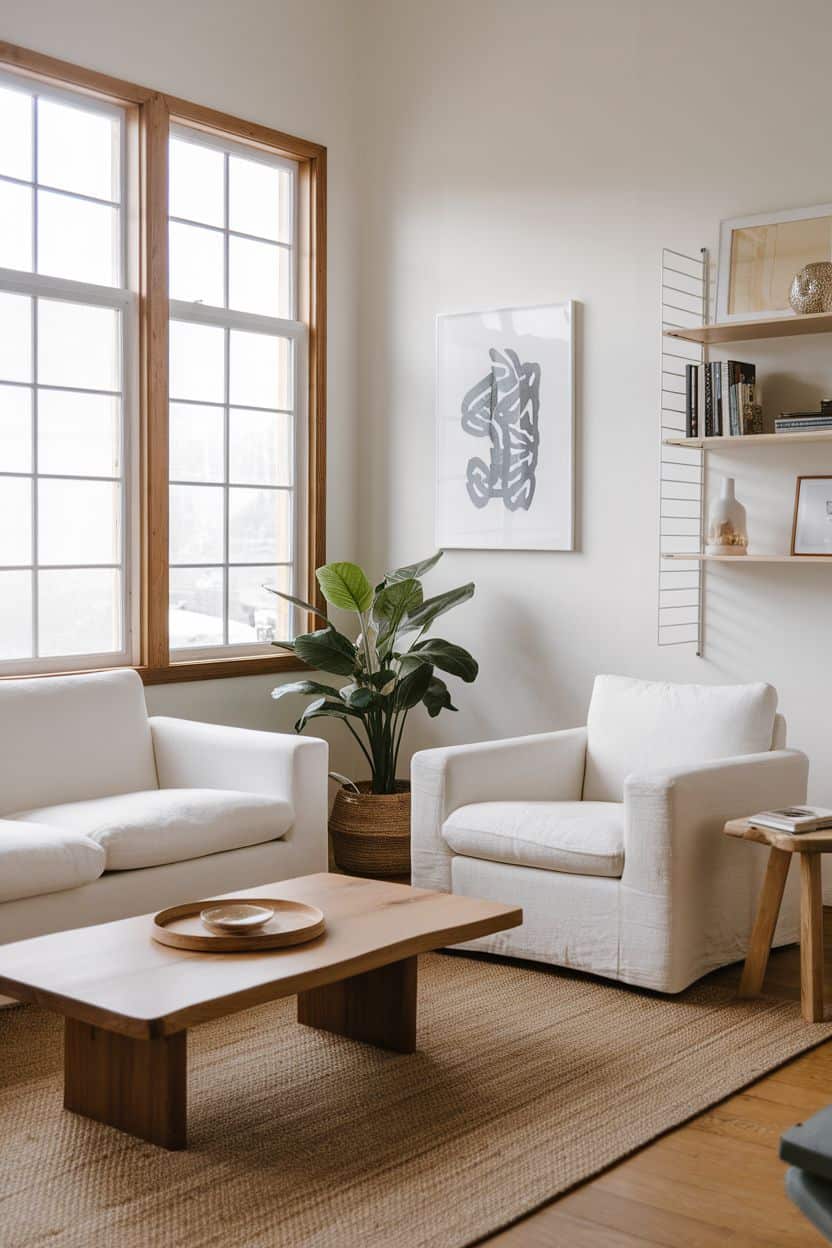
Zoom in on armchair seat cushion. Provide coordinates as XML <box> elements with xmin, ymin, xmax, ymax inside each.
<box><xmin>0</xmin><ymin>821</ymin><xmax>105</xmax><ymax>902</ymax></box>
<box><xmin>7</xmin><ymin>788</ymin><xmax>292</xmax><ymax>871</ymax></box>
<box><xmin>442</xmin><ymin>800</ymin><xmax>625</xmax><ymax>879</ymax></box>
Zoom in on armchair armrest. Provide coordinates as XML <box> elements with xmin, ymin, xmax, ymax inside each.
<box><xmin>149</xmin><ymin>717</ymin><xmax>328</xmax><ymax>849</ymax></box>
<box><xmin>620</xmin><ymin>748</ymin><xmax>809</xmax><ymax>991</ymax></box>
<box><xmin>411</xmin><ymin>727</ymin><xmax>587</xmax><ymax>892</ymax></box>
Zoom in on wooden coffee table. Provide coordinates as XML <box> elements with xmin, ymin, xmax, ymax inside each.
<box><xmin>0</xmin><ymin>873</ymin><xmax>521</xmax><ymax>1149</ymax></box>
<box><xmin>726</xmin><ymin>818</ymin><xmax>832</xmax><ymax>1022</ymax></box>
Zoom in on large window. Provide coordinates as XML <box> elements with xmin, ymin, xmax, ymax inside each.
<box><xmin>0</xmin><ymin>74</ymin><xmax>133</xmax><ymax>673</ymax></box>
<box><xmin>0</xmin><ymin>46</ymin><xmax>326</xmax><ymax>682</ymax></box>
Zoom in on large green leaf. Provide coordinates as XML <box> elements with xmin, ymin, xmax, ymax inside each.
<box><xmin>339</xmin><ymin>683</ymin><xmax>380</xmax><ymax>711</ymax></box>
<box><xmin>262</xmin><ymin>584</ymin><xmax>328</xmax><ymax>626</ymax></box>
<box><xmin>271</xmin><ymin>679</ymin><xmax>341</xmax><ymax>703</ymax></box>
<box><xmin>373</xmin><ymin>577</ymin><xmax>423</xmax><ymax>654</ymax></box>
<box><xmin>293</xmin><ymin>627</ymin><xmax>357</xmax><ymax>676</ymax></box>
<box><xmin>295</xmin><ymin>697</ymin><xmax>364</xmax><ymax>733</ymax></box>
<box><xmin>409</xmin><ymin>638</ymin><xmax>478</xmax><ymax>682</ymax></box>
<box><xmin>401</xmin><ymin>582</ymin><xmax>475</xmax><ymax>634</ymax></box>
<box><xmin>316</xmin><ymin>562</ymin><xmax>374</xmax><ymax>614</ymax></box>
<box><xmin>385</xmin><ymin>551</ymin><xmax>443</xmax><ymax>585</ymax></box>
<box><xmin>393</xmin><ymin>661</ymin><xmax>434</xmax><ymax>710</ymax></box>
<box><xmin>423</xmin><ymin>676</ymin><xmax>458</xmax><ymax>718</ymax></box>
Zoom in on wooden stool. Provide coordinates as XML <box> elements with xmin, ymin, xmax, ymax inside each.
<box><xmin>725</xmin><ymin>818</ymin><xmax>830</xmax><ymax>1022</ymax></box>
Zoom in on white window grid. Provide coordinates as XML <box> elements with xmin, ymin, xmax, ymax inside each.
<box><xmin>169</xmin><ymin>125</ymin><xmax>306</xmax><ymax>658</ymax></box>
<box><xmin>0</xmin><ymin>70</ymin><xmax>136</xmax><ymax>676</ymax></box>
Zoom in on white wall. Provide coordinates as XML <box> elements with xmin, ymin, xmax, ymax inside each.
<box><xmin>357</xmin><ymin>0</ymin><xmax>832</xmax><ymax>803</ymax></box>
<box><xmin>2</xmin><ymin>0</ymin><xmax>364</xmax><ymax>770</ymax></box>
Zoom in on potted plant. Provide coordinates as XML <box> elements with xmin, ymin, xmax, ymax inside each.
<box><xmin>267</xmin><ymin>552</ymin><xmax>477</xmax><ymax>877</ymax></box>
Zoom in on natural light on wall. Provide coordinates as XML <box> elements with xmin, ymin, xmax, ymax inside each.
<box><xmin>167</xmin><ymin>126</ymin><xmax>300</xmax><ymax>656</ymax></box>
<box><xmin>0</xmin><ymin>74</ymin><xmax>130</xmax><ymax>671</ymax></box>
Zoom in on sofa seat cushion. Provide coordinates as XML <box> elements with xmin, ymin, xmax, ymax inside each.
<box><xmin>8</xmin><ymin>789</ymin><xmax>293</xmax><ymax>871</ymax></box>
<box><xmin>442</xmin><ymin>800</ymin><xmax>624</xmax><ymax>879</ymax></box>
<box><xmin>0</xmin><ymin>820</ymin><xmax>105</xmax><ymax>901</ymax></box>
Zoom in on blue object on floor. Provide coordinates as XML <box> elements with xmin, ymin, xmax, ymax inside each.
<box><xmin>785</xmin><ymin>1167</ymin><xmax>832</xmax><ymax>1243</ymax></box>
<box><xmin>781</xmin><ymin>1104</ymin><xmax>832</xmax><ymax>1242</ymax></box>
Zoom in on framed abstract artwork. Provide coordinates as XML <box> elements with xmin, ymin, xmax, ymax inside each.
<box><xmin>435</xmin><ymin>302</ymin><xmax>575</xmax><ymax>551</ymax></box>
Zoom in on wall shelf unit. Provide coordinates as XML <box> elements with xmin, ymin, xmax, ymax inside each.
<box><xmin>663</xmin><ymin>429</ymin><xmax>832</xmax><ymax>450</ymax></box>
<box><xmin>662</xmin><ymin>553</ymin><xmax>832</xmax><ymax>564</ymax></box>
<box><xmin>666</xmin><ymin>310</ymin><xmax>832</xmax><ymax>345</ymax></box>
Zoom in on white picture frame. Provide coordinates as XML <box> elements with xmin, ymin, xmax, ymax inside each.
<box><xmin>791</xmin><ymin>475</ymin><xmax>832</xmax><ymax>557</ymax></box>
<box><xmin>716</xmin><ymin>202</ymin><xmax>832</xmax><ymax>323</ymax></box>
<box><xmin>435</xmin><ymin>301</ymin><xmax>575</xmax><ymax>551</ymax></box>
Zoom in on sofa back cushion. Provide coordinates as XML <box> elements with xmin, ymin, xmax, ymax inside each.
<box><xmin>0</xmin><ymin>669</ymin><xmax>158</xmax><ymax>815</ymax></box>
<box><xmin>583</xmin><ymin>674</ymin><xmax>778</xmax><ymax>803</ymax></box>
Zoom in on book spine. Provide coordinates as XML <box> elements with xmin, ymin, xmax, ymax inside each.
<box><xmin>685</xmin><ymin>363</ymin><xmax>695</xmax><ymax>438</ymax></box>
<box><xmin>713</xmin><ymin>361</ymin><xmax>723</xmax><ymax>436</ymax></box>
<box><xmin>703</xmin><ymin>361</ymin><xmax>714</xmax><ymax>437</ymax></box>
<box><xmin>775</xmin><ymin>418</ymin><xmax>832</xmax><ymax>430</ymax></box>
<box><xmin>727</xmin><ymin>362</ymin><xmax>739</xmax><ymax>435</ymax></box>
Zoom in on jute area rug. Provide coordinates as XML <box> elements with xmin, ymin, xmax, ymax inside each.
<box><xmin>1</xmin><ymin>950</ymin><xmax>830</xmax><ymax>1248</ymax></box>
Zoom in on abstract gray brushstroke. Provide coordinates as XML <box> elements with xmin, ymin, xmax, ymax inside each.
<box><xmin>460</xmin><ymin>347</ymin><xmax>541</xmax><ymax>511</ymax></box>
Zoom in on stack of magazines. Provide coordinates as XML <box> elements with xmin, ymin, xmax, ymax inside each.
<box><xmin>775</xmin><ymin>399</ymin><xmax>832</xmax><ymax>434</ymax></box>
<box><xmin>749</xmin><ymin>806</ymin><xmax>832</xmax><ymax>834</ymax></box>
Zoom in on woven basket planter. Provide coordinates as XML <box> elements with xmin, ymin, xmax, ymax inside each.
<box><xmin>329</xmin><ymin>781</ymin><xmax>411</xmax><ymax>879</ymax></box>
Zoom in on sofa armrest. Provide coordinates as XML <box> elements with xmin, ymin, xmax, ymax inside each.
<box><xmin>411</xmin><ymin>727</ymin><xmax>587</xmax><ymax>892</ymax></box>
<box><xmin>149</xmin><ymin>717</ymin><xmax>328</xmax><ymax>848</ymax></box>
<box><xmin>620</xmin><ymin>748</ymin><xmax>809</xmax><ymax>991</ymax></box>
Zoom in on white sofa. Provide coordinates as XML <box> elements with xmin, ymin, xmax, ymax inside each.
<box><xmin>411</xmin><ymin>675</ymin><xmax>809</xmax><ymax>993</ymax></box>
<box><xmin>0</xmin><ymin>669</ymin><xmax>328</xmax><ymax>947</ymax></box>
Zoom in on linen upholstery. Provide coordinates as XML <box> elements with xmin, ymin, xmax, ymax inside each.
<box><xmin>411</xmin><ymin>677</ymin><xmax>809</xmax><ymax>993</ymax></box>
<box><xmin>443</xmin><ymin>801</ymin><xmax>624</xmax><ymax>878</ymax></box>
<box><xmin>0</xmin><ymin>822</ymin><xmax>105</xmax><ymax>902</ymax></box>
<box><xmin>8</xmin><ymin>789</ymin><xmax>292</xmax><ymax>871</ymax></box>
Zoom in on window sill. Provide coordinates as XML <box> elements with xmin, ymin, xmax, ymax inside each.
<box><xmin>139</xmin><ymin>652</ymin><xmax>308</xmax><ymax>684</ymax></box>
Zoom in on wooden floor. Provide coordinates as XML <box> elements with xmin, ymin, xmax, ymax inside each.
<box><xmin>484</xmin><ymin>910</ymin><xmax>832</xmax><ymax>1248</ymax></box>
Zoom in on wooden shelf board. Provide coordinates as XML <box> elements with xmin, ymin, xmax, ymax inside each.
<box><xmin>662</xmin><ymin>553</ymin><xmax>832</xmax><ymax>564</ymax></box>
<box><xmin>664</xmin><ymin>310</ymin><xmax>832</xmax><ymax>345</ymax></box>
<box><xmin>663</xmin><ymin>429</ymin><xmax>832</xmax><ymax>450</ymax></box>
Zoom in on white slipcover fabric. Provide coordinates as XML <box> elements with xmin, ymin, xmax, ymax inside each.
<box><xmin>583</xmin><ymin>674</ymin><xmax>778</xmax><ymax>803</ymax></box>
<box><xmin>0</xmin><ymin>669</ymin><xmax>158</xmax><ymax>815</ymax></box>
<box><xmin>443</xmin><ymin>801</ymin><xmax>624</xmax><ymax>878</ymax></box>
<box><xmin>0</xmin><ymin>821</ymin><xmax>105</xmax><ymax>902</ymax></box>
<box><xmin>411</xmin><ymin>677</ymin><xmax>809</xmax><ymax>993</ymax></box>
<box><xmin>8</xmin><ymin>788</ymin><xmax>292</xmax><ymax>871</ymax></box>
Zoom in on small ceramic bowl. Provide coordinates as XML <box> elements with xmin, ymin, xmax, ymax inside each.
<box><xmin>200</xmin><ymin>903</ymin><xmax>275</xmax><ymax>933</ymax></box>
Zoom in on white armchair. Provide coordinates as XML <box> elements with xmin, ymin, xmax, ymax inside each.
<box><xmin>412</xmin><ymin>675</ymin><xmax>809</xmax><ymax>992</ymax></box>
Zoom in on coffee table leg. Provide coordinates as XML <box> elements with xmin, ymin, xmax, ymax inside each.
<box><xmin>297</xmin><ymin>956</ymin><xmax>417</xmax><ymax>1053</ymax></box>
<box><xmin>800</xmin><ymin>854</ymin><xmax>825</xmax><ymax>1023</ymax></box>
<box><xmin>64</xmin><ymin>1018</ymin><xmax>187</xmax><ymax>1149</ymax></box>
<box><xmin>739</xmin><ymin>846</ymin><xmax>791</xmax><ymax>998</ymax></box>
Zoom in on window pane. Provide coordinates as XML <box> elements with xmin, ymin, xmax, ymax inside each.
<box><xmin>37</xmin><ymin>97</ymin><xmax>119</xmax><ymax>202</ymax></box>
<box><xmin>169</xmin><ymin>321</ymin><xmax>224</xmax><ymax>402</ymax></box>
<box><xmin>0</xmin><ymin>179</ymin><xmax>32</xmax><ymax>271</ymax></box>
<box><xmin>229</xmin><ymin>331</ymin><xmax>290</xmax><ymax>409</ymax></box>
<box><xmin>0</xmin><ymin>570</ymin><xmax>32</xmax><ymax>659</ymax></box>
<box><xmin>0</xmin><ymin>385</ymin><xmax>32</xmax><ymax>473</ymax></box>
<box><xmin>38</xmin><ymin>568</ymin><xmax>121</xmax><ymax>656</ymax></box>
<box><xmin>229</xmin><ymin>408</ymin><xmax>291</xmax><ymax>486</ymax></box>
<box><xmin>38</xmin><ymin>479</ymin><xmax>120</xmax><ymax>565</ymax></box>
<box><xmin>169</xmin><ymin>137</ymin><xmax>224</xmax><ymax>227</ymax></box>
<box><xmin>38</xmin><ymin>390</ymin><xmax>120</xmax><ymax>477</ymax></box>
<box><xmin>0</xmin><ymin>292</ymin><xmax>32</xmax><ymax>384</ymax></box>
<box><xmin>170</xmin><ymin>403</ymin><xmax>224</xmax><ymax>482</ymax></box>
<box><xmin>229</xmin><ymin>156</ymin><xmax>290</xmax><ymax>243</ymax></box>
<box><xmin>229</xmin><ymin>235</ymin><xmax>289</xmax><ymax>318</ymax></box>
<box><xmin>229</xmin><ymin>564</ymin><xmax>289</xmax><ymax>646</ymax></box>
<box><xmin>170</xmin><ymin>484</ymin><xmax>224</xmax><ymax>563</ymax></box>
<box><xmin>0</xmin><ymin>85</ymin><xmax>32</xmax><ymax>182</ymax></box>
<box><xmin>169</xmin><ymin>221</ymin><xmax>224</xmax><ymax>306</ymax></box>
<box><xmin>38</xmin><ymin>190</ymin><xmax>119</xmax><ymax>287</ymax></box>
<box><xmin>0</xmin><ymin>477</ymin><xmax>32</xmax><ymax>565</ymax></box>
<box><xmin>169</xmin><ymin>567</ymin><xmax>224</xmax><ymax>648</ymax></box>
<box><xmin>229</xmin><ymin>487</ymin><xmax>290</xmax><ymax>563</ymax></box>
<box><xmin>38</xmin><ymin>300</ymin><xmax>119</xmax><ymax>391</ymax></box>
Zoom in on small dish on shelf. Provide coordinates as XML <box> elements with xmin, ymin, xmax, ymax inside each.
<box><xmin>200</xmin><ymin>903</ymin><xmax>275</xmax><ymax>933</ymax></box>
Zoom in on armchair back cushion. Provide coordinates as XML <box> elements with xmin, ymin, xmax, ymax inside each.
<box><xmin>0</xmin><ymin>669</ymin><xmax>158</xmax><ymax>816</ymax></box>
<box><xmin>582</xmin><ymin>675</ymin><xmax>778</xmax><ymax>802</ymax></box>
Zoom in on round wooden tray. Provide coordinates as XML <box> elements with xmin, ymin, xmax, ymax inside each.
<box><xmin>152</xmin><ymin>897</ymin><xmax>326</xmax><ymax>952</ymax></box>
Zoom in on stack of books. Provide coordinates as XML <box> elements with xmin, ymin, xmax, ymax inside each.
<box><xmin>685</xmin><ymin>360</ymin><xmax>759</xmax><ymax>438</ymax></box>
<box><xmin>749</xmin><ymin>806</ymin><xmax>832</xmax><ymax>835</ymax></box>
<box><xmin>775</xmin><ymin>399</ymin><xmax>832</xmax><ymax>434</ymax></box>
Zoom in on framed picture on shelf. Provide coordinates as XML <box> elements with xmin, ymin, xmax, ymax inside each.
<box><xmin>716</xmin><ymin>202</ymin><xmax>832</xmax><ymax>323</ymax></box>
<box><xmin>791</xmin><ymin>475</ymin><xmax>832</xmax><ymax>557</ymax></box>
<box><xmin>435</xmin><ymin>302</ymin><xmax>575</xmax><ymax>551</ymax></box>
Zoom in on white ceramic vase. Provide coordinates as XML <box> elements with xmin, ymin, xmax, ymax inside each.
<box><xmin>706</xmin><ymin>477</ymin><xmax>748</xmax><ymax>556</ymax></box>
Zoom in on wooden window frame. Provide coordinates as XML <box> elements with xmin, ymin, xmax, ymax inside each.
<box><xmin>0</xmin><ymin>42</ymin><xmax>325</xmax><ymax>684</ymax></box>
